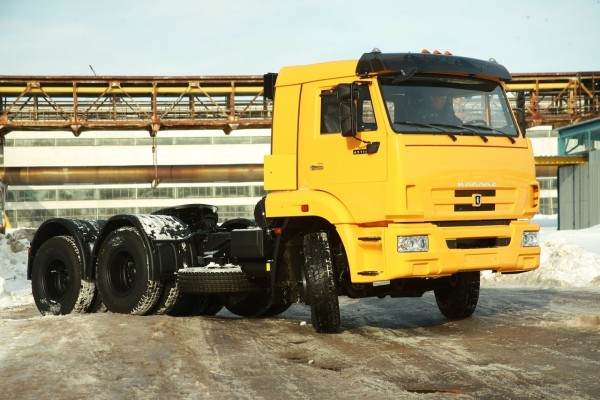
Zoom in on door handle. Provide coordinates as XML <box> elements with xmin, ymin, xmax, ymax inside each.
<box><xmin>310</xmin><ymin>164</ymin><xmax>324</xmax><ymax>171</ymax></box>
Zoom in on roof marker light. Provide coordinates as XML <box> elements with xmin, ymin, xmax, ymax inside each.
<box><xmin>433</xmin><ymin>50</ymin><xmax>441</xmax><ymax>55</ymax></box>
<box><xmin>421</xmin><ymin>49</ymin><xmax>430</xmax><ymax>54</ymax></box>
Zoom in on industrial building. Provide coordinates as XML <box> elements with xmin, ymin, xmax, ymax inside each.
<box><xmin>2</xmin><ymin>129</ymin><xmax>270</xmax><ymax>227</ymax></box>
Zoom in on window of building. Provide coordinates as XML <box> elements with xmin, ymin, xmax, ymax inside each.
<box><xmin>539</xmin><ymin>197</ymin><xmax>558</xmax><ymax>215</ymax></box>
<box><xmin>538</xmin><ymin>177</ymin><xmax>557</xmax><ymax>190</ymax></box>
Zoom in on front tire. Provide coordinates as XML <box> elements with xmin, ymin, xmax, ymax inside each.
<box><xmin>96</xmin><ymin>226</ymin><xmax>163</xmax><ymax>315</ymax></box>
<box><xmin>31</xmin><ymin>236</ymin><xmax>95</xmax><ymax>315</ymax></box>
<box><xmin>303</xmin><ymin>231</ymin><xmax>341</xmax><ymax>333</ymax></box>
<box><xmin>434</xmin><ymin>272</ymin><xmax>480</xmax><ymax>319</ymax></box>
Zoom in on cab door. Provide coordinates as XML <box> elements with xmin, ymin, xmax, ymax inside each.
<box><xmin>297</xmin><ymin>80</ymin><xmax>387</xmax><ymax>223</ymax></box>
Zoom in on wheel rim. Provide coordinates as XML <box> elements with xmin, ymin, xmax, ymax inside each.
<box><xmin>108</xmin><ymin>251</ymin><xmax>137</xmax><ymax>295</ymax></box>
<box><xmin>43</xmin><ymin>260</ymin><xmax>70</xmax><ymax>301</ymax></box>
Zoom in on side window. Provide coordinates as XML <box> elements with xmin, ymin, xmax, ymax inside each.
<box><xmin>320</xmin><ymin>85</ymin><xmax>377</xmax><ymax>135</ymax></box>
<box><xmin>320</xmin><ymin>91</ymin><xmax>341</xmax><ymax>134</ymax></box>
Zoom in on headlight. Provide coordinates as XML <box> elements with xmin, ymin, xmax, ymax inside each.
<box><xmin>397</xmin><ymin>235</ymin><xmax>429</xmax><ymax>252</ymax></box>
<box><xmin>522</xmin><ymin>231</ymin><xmax>539</xmax><ymax>247</ymax></box>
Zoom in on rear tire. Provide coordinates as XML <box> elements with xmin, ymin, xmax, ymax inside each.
<box><xmin>434</xmin><ymin>272</ymin><xmax>480</xmax><ymax>319</ymax></box>
<box><xmin>224</xmin><ymin>291</ymin><xmax>271</xmax><ymax>317</ymax></box>
<box><xmin>31</xmin><ymin>236</ymin><xmax>96</xmax><ymax>315</ymax></box>
<box><xmin>261</xmin><ymin>302</ymin><xmax>292</xmax><ymax>317</ymax></box>
<box><xmin>303</xmin><ymin>231</ymin><xmax>341</xmax><ymax>333</ymax></box>
<box><xmin>168</xmin><ymin>294</ymin><xmax>224</xmax><ymax>316</ymax></box>
<box><xmin>96</xmin><ymin>226</ymin><xmax>163</xmax><ymax>315</ymax></box>
<box><xmin>224</xmin><ymin>289</ymin><xmax>292</xmax><ymax>318</ymax></box>
<box><xmin>150</xmin><ymin>281</ymin><xmax>180</xmax><ymax>315</ymax></box>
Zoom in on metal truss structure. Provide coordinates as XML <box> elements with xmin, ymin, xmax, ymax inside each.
<box><xmin>1</xmin><ymin>72</ymin><xmax>599</xmax><ymax>136</ymax></box>
<box><xmin>506</xmin><ymin>72</ymin><xmax>600</xmax><ymax>128</ymax></box>
<box><xmin>0</xmin><ymin>75</ymin><xmax>271</xmax><ymax>136</ymax></box>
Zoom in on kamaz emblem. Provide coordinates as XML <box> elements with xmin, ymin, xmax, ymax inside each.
<box><xmin>473</xmin><ymin>194</ymin><xmax>482</xmax><ymax>207</ymax></box>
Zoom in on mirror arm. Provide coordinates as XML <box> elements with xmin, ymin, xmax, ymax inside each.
<box><xmin>516</xmin><ymin>91</ymin><xmax>527</xmax><ymax>137</ymax></box>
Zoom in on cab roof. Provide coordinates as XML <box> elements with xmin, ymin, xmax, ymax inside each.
<box><xmin>356</xmin><ymin>51</ymin><xmax>512</xmax><ymax>81</ymax></box>
<box><xmin>274</xmin><ymin>52</ymin><xmax>511</xmax><ymax>89</ymax></box>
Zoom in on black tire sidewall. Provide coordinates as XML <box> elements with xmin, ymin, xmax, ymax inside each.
<box><xmin>434</xmin><ymin>272</ymin><xmax>480</xmax><ymax>319</ymax></box>
<box><xmin>224</xmin><ymin>291</ymin><xmax>271</xmax><ymax>317</ymax></box>
<box><xmin>96</xmin><ymin>227</ymin><xmax>160</xmax><ymax>314</ymax></box>
<box><xmin>31</xmin><ymin>236</ymin><xmax>83</xmax><ymax>315</ymax></box>
<box><xmin>303</xmin><ymin>231</ymin><xmax>341</xmax><ymax>333</ymax></box>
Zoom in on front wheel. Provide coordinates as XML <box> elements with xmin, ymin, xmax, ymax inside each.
<box><xmin>96</xmin><ymin>226</ymin><xmax>163</xmax><ymax>315</ymax></box>
<box><xmin>303</xmin><ymin>231</ymin><xmax>341</xmax><ymax>333</ymax></box>
<box><xmin>434</xmin><ymin>272</ymin><xmax>480</xmax><ymax>319</ymax></box>
<box><xmin>31</xmin><ymin>236</ymin><xmax>96</xmax><ymax>315</ymax></box>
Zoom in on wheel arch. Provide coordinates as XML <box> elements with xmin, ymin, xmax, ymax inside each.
<box><xmin>27</xmin><ymin>218</ymin><xmax>106</xmax><ymax>281</ymax></box>
<box><xmin>265</xmin><ymin>190</ymin><xmax>354</xmax><ymax>224</ymax></box>
<box><xmin>92</xmin><ymin>214</ymin><xmax>194</xmax><ymax>281</ymax></box>
<box><xmin>270</xmin><ymin>215</ymin><xmax>341</xmax><ymax>304</ymax></box>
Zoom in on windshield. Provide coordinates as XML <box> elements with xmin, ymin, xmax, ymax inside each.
<box><xmin>379</xmin><ymin>75</ymin><xmax>519</xmax><ymax>139</ymax></box>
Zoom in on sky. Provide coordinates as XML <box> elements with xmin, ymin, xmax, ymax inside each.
<box><xmin>0</xmin><ymin>0</ymin><xmax>599</xmax><ymax>77</ymax></box>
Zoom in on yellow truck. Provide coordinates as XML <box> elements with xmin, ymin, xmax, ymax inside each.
<box><xmin>28</xmin><ymin>50</ymin><xmax>540</xmax><ymax>333</ymax></box>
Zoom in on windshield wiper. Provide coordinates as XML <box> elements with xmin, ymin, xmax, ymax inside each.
<box><xmin>394</xmin><ymin>121</ymin><xmax>457</xmax><ymax>142</ymax></box>
<box><xmin>431</xmin><ymin>123</ymin><xmax>488</xmax><ymax>143</ymax></box>
<box><xmin>462</xmin><ymin>124</ymin><xmax>516</xmax><ymax>144</ymax></box>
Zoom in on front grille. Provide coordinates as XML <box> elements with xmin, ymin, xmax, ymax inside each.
<box><xmin>452</xmin><ymin>189</ymin><xmax>496</xmax><ymax>212</ymax></box>
<box><xmin>446</xmin><ymin>237</ymin><xmax>510</xmax><ymax>249</ymax></box>
<box><xmin>455</xmin><ymin>189</ymin><xmax>496</xmax><ymax>197</ymax></box>
<box><xmin>454</xmin><ymin>204</ymin><xmax>495</xmax><ymax>212</ymax></box>
<box><xmin>434</xmin><ymin>220</ymin><xmax>510</xmax><ymax>227</ymax></box>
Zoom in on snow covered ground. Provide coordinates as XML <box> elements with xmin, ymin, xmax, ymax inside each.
<box><xmin>1</xmin><ymin>216</ymin><xmax>599</xmax><ymax>310</ymax></box>
<box><xmin>2</xmin><ymin>218</ymin><xmax>599</xmax><ymax>399</ymax></box>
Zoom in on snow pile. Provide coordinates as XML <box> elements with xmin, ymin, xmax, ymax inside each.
<box><xmin>1</xmin><ymin>221</ymin><xmax>600</xmax><ymax>310</ymax></box>
<box><xmin>482</xmin><ymin>224</ymin><xmax>600</xmax><ymax>288</ymax></box>
<box><xmin>0</xmin><ymin>229</ymin><xmax>35</xmax><ymax>309</ymax></box>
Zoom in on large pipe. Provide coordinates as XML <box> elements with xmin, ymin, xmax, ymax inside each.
<box><xmin>0</xmin><ymin>164</ymin><xmax>264</xmax><ymax>186</ymax></box>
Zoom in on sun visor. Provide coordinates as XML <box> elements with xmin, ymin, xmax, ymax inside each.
<box><xmin>356</xmin><ymin>52</ymin><xmax>512</xmax><ymax>81</ymax></box>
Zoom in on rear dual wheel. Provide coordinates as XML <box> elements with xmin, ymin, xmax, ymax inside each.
<box><xmin>31</xmin><ymin>236</ymin><xmax>96</xmax><ymax>315</ymax></box>
<box><xmin>95</xmin><ymin>226</ymin><xmax>163</xmax><ymax>315</ymax></box>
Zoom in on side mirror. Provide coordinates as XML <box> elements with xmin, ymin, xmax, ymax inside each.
<box><xmin>516</xmin><ymin>91</ymin><xmax>525</xmax><ymax>108</ymax></box>
<box><xmin>337</xmin><ymin>83</ymin><xmax>359</xmax><ymax>137</ymax></box>
<box><xmin>516</xmin><ymin>91</ymin><xmax>527</xmax><ymax>136</ymax></box>
<box><xmin>263</xmin><ymin>73</ymin><xmax>277</xmax><ymax>100</ymax></box>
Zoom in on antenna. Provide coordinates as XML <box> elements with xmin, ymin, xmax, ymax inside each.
<box><xmin>89</xmin><ymin>65</ymin><xmax>97</xmax><ymax>76</ymax></box>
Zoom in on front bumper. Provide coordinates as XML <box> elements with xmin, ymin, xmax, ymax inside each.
<box><xmin>337</xmin><ymin>220</ymin><xmax>540</xmax><ymax>283</ymax></box>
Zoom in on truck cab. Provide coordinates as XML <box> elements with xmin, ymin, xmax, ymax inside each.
<box><xmin>264</xmin><ymin>51</ymin><xmax>540</xmax><ymax>330</ymax></box>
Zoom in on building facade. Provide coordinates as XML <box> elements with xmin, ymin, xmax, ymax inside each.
<box><xmin>527</xmin><ymin>125</ymin><xmax>559</xmax><ymax>215</ymax></box>
<box><xmin>4</xmin><ymin>125</ymin><xmax>562</xmax><ymax>228</ymax></box>
<box><xmin>4</xmin><ymin>129</ymin><xmax>270</xmax><ymax>227</ymax></box>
